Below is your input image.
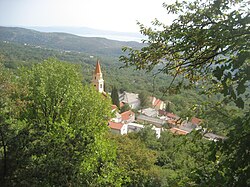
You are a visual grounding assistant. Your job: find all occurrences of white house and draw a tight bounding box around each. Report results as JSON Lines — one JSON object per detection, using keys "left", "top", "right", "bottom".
{"left": 108, "top": 121, "right": 128, "bottom": 135}
{"left": 140, "top": 107, "right": 158, "bottom": 117}
{"left": 119, "top": 92, "right": 140, "bottom": 109}
{"left": 120, "top": 110, "right": 135, "bottom": 124}
{"left": 127, "top": 122, "right": 162, "bottom": 138}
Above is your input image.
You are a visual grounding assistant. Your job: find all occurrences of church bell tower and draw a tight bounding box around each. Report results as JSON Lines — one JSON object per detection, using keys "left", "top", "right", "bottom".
{"left": 92, "top": 60, "right": 104, "bottom": 93}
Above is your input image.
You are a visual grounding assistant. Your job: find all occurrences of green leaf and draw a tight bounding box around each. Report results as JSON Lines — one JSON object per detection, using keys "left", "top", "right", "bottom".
{"left": 236, "top": 97, "right": 244, "bottom": 109}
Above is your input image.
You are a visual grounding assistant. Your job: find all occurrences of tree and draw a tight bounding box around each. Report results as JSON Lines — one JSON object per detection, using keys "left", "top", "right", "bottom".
{"left": 120, "top": 103, "right": 131, "bottom": 113}
{"left": 0, "top": 64, "right": 17, "bottom": 184}
{"left": 120, "top": 0, "right": 249, "bottom": 186}
{"left": 111, "top": 86, "right": 120, "bottom": 108}
{"left": 108, "top": 134, "right": 162, "bottom": 187}
{"left": 138, "top": 91, "right": 149, "bottom": 108}
{"left": 165, "top": 102, "right": 171, "bottom": 113}
{"left": 120, "top": 0, "right": 249, "bottom": 108}
{"left": 4, "top": 59, "right": 123, "bottom": 186}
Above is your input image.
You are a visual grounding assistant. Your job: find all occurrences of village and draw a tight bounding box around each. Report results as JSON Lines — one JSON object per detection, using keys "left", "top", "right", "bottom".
{"left": 93, "top": 60, "right": 225, "bottom": 141}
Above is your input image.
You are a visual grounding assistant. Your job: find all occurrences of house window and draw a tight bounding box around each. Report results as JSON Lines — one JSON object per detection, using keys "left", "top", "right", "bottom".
{"left": 100, "top": 84, "right": 102, "bottom": 88}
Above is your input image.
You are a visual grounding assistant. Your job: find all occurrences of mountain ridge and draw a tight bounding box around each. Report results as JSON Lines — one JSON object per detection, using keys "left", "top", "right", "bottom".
{"left": 0, "top": 26, "right": 145, "bottom": 56}
{"left": 27, "top": 26, "right": 146, "bottom": 42}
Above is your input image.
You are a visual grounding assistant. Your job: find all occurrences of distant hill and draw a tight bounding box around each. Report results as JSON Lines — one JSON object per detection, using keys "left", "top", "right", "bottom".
{"left": 27, "top": 26, "right": 146, "bottom": 42}
{"left": 0, "top": 26, "right": 145, "bottom": 56}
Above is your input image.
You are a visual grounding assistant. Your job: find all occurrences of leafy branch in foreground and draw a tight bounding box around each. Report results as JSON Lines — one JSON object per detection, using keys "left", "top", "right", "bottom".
{"left": 120, "top": 0, "right": 249, "bottom": 108}
{"left": 120, "top": 0, "right": 249, "bottom": 186}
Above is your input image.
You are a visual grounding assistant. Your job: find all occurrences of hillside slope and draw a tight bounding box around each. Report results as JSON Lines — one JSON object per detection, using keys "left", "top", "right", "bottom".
{"left": 0, "top": 26, "right": 144, "bottom": 56}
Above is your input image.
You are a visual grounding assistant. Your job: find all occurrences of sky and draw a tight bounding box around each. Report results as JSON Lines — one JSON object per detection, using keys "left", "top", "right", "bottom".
{"left": 0, "top": 0, "right": 175, "bottom": 33}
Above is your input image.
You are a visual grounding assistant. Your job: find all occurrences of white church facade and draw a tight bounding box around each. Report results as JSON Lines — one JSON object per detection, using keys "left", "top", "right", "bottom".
{"left": 92, "top": 60, "right": 104, "bottom": 93}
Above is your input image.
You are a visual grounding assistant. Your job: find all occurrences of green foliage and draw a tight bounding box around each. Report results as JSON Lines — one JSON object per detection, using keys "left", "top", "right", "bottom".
{"left": 1, "top": 59, "right": 124, "bottom": 186}
{"left": 0, "top": 64, "right": 18, "bottom": 184}
{"left": 111, "top": 86, "right": 120, "bottom": 108}
{"left": 0, "top": 5, "right": 249, "bottom": 185}
{"left": 165, "top": 102, "right": 170, "bottom": 112}
{"left": 120, "top": 0, "right": 249, "bottom": 108}
{"left": 138, "top": 91, "right": 150, "bottom": 108}
{"left": 0, "top": 26, "right": 144, "bottom": 57}
{"left": 108, "top": 127, "right": 216, "bottom": 186}
{"left": 109, "top": 134, "right": 162, "bottom": 187}
{"left": 119, "top": 0, "right": 250, "bottom": 186}
{"left": 191, "top": 112, "right": 250, "bottom": 187}
{"left": 120, "top": 103, "right": 131, "bottom": 113}
{"left": 131, "top": 125, "right": 161, "bottom": 150}
{"left": 0, "top": 41, "right": 175, "bottom": 98}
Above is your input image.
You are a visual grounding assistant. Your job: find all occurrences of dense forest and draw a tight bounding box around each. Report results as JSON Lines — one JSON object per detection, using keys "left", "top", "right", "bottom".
{"left": 0, "top": 41, "right": 245, "bottom": 135}
{"left": 0, "top": 59, "right": 242, "bottom": 186}
{"left": 0, "top": 0, "right": 249, "bottom": 186}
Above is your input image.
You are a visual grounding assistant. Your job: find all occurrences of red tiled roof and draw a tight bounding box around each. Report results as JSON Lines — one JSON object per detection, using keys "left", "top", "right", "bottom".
{"left": 120, "top": 110, "right": 134, "bottom": 121}
{"left": 95, "top": 60, "right": 102, "bottom": 74}
{"left": 166, "top": 112, "right": 177, "bottom": 119}
{"left": 158, "top": 109, "right": 167, "bottom": 116}
{"left": 154, "top": 99, "right": 162, "bottom": 106}
{"left": 169, "top": 127, "right": 189, "bottom": 135}
{"left": 191, "top": 117, "right": 202, "bottom": 125}
{"left": 158, "top": 110, "right": 178, "bottom": 119}
{"left": 167, "top": 119, "right": 177, "bottom": 125}
{"left": 108, "top": 121, "right": 123, "bottom": 130}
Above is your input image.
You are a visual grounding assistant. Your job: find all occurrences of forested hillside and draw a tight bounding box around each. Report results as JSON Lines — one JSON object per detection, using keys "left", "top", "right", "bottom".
{"left": 0, "top": 0, "right": 249, "bottom": 184}
{"left": 0, "top": 26, "right": 144, "bottom": 56}
{"left": 0, "top": 39, "right": 245, "bottom": 135}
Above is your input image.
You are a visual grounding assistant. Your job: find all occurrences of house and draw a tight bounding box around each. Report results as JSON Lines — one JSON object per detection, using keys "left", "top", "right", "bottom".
{"left": 158, "top": 110, "right": 180, "bottom": 120}
{"left": 110, "top": 105, "right": 122, "bottom": 123}
{"left": 181, "top": 120, "right": 197, "bottom": 129}
{"left": 191, "top": 117, "right": 203, "bottom": 125}
{"left": 136, "top": 114, "right": 166, "bottom": 127}
{"left": 152, "top": 125, "right": 162, "bottom": 138}
{"left": 203, "top": 133, "right": 227, "bottom": 141}
{"left": 120, "top": 110, "right": 135, "bottom": 124}
{"left": 127, "top": 122, "right": 144, "bottom": 133}
{"left": 127, "top": 122, "right": 162, "bottom": 138}
{"left": 166, "top": 119, "right": 181, "bottom": 127}
{"left": 150, "top": 97, "right": 166, "bottom": 110}
{"left": 174, "top": 120, "right": 199, "bottom": 134}
{"left": 166, "top": 112, "right": 179, "bottom": 120}
{"left": 108, "top": 121, "right": 127, "bottom": 135}
{"left": 169, "top": 127, "right": 189, "bottom": 135}
{"left": 119, "top": 92, "right": 140, "bottom": 109}
{"left": 111, "top": 112, "right": 122, "bottom": 123}
{"left": 140, "top": 107, "right": 158, "bottom": 117}
{"left": 178, "top": 125, "right": 194, "bottom": 133}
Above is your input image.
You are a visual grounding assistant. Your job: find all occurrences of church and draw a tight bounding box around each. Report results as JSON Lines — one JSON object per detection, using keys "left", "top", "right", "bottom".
{"left": 92, "top": 60, "right": 105, "bottom": 94}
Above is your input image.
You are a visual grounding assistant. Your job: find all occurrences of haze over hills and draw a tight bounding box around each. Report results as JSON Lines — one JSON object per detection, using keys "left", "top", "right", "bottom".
{"left": 0, "top": 26, "right": 145, "bottom": 56}
{"left": 27, "top": 26, "right": 146, "bottom": 42}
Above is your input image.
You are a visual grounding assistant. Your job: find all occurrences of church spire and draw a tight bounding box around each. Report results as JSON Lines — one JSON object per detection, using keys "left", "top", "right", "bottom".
{"left": 95, "top": 60, "right": 102, "bottom": 74}
{"left": 92, "top": 60, "right": 104, "bottom": 93}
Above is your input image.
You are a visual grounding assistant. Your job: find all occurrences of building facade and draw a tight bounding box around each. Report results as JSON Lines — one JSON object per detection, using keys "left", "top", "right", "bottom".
{"left": 92, "top": 60, "right": 104, "bottom": 93}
